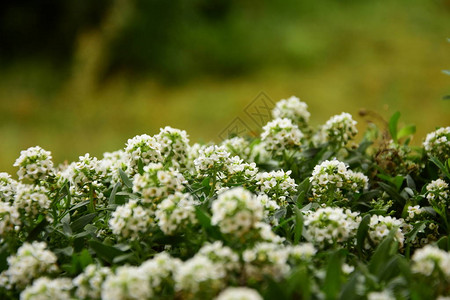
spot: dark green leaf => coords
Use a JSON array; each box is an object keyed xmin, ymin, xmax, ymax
[
  {"xmin": 89, "ymin": 240, "xmax": 124, "ymax": 264},
  {"xmin": 323, "ymin": 250, "xmax": 343, "ymax": 300},
  {"xmin": 71, "ymin": 213, "xmax": 97, "ymax": 233},
  {"xmin": 109, "ymin": 182, "xmax": 121, "ymax": 205},
  {"xmin": 389, "ymin": 111, "xmax": 401, "ymax": 143},
  {"xmin": 429, "ymin": 156, "xmax": 450, "ymax": 180},
  {"xmin": 368, "ymin": 230, "xmax": 397, "ymax": 276},
  {"xmin": 119, "ymin": 168, "xmax": 133, "ymax": 189},
  {"xmin": 356, "ymin": 214, "xmax": 370, "ymax": 256},
  {"xmin": 293, "ymin": 206, "xmax": 304, "ymax": 244}
]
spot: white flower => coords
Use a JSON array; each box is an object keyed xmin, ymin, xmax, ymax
[
  {"xmin": 139, "ymin": 252, "xmax": 181, "ymax": 292},
  {"xmin": 243, "ymin": 242, "xmax": 290, "ymax": 280},
  {"xmin": 367, "ymin": 215, "xmax": 405, "ymax": 248},
  {"xmin": 174, "ymin": 255, "xmax": 225, "ymax": 294},
  {"xmin": 124, "ymin": 134, "xmax": 163, "ymax": 175},
  {"xmin": 73, "ymin": 264, "xmax": 112, "ymax": 299},
  {"xmin": 287, "ymin": 243, "xmax": 317, "ymax": 262},
  {"xmin": 255, "ymin": 170, "xmax": 297, "ymax": 206},
  {"xmin": 423, "ymin": 126, "xmax": 450, "ymax": 160},
  {"xmin": 304, "ymin": 207, "xmax": 360, "ymax": 248},
  {"xmin": 20, "ymin": 277, "xmax": 73, "ymax": 300},
  {"xmin": 133, "ymin": 163, "xmax": 186, "ymax": 206},
  {"xmin": 309, "ymin": 159, "xmax": 368, "ymax": 204},
  {"xmin": 109, "ymin": 200, "xmax": 154, "ymax": 240},
  {"xmin": 215, "ymin": 287, "xmax": 263, "ymax": 300},
  {"xmin": 367, "ymin": 291, "xmax": 395, "ymax": 300},
  {"xmin": 198, "ymin": 241, "xmax": 240, "ymax": 273},
  {"xmin": 261, "ymin": 118, "xmax": 304, "ymax": 154},
  {"xmin": 411, "ymin": 245, "xmax": 450, "ymax": 279},
  {"xmin": 221, "ymin": 137, "xmax": 251, "ymax": 160},
  {"xmin": 272, "ymin": 96, "xmax": 311, "ymax": 128},
  {"xmin": 14, "ymin": 183, "xmax": 51, "ymax": 221},
  {"xmin": 426, "ymin": 179, "xmax": 449, "ymax": 208},
  {"xmin": 316, "ymin": 112, "xmax": 358, "ymax": 147},
  {"xmin": 13, "ymin": 146, "xmax": 54, "ymax": 182},
  {"xmin": 101, "ymin": 150, "xmax": 128, "ymax": 184},
  {"xmin": 211, "ymin": 188, "xmax": 264, "ymax": 237},
  {"xmin": 0, "ymin": 201, "xmax": 20, "ymax": 235},
  {"xmin": 155, "ymin": 192, "xmax": 199, "ymax": 235},
  {"xmin": 0, "ymin": 242, "xmax": 58, "ymax": 290},
  {"xmin": 102, "ymin": 265, "xmax": 152, "ymax": 300},
  {"xmin": 0, "ymin": 172, "xmax": 17, "ymax": 202},
  {"xmin": 155, "ymin": 126, "xmax": 190, "ymax": 168}
]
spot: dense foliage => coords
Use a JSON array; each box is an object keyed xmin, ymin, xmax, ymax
[{"xmin": 1, "ymin": 96, "xmax": 450, "ymax": 299}]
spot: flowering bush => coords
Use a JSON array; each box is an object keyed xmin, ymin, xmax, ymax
[{"xmin": 0, "ymin": 96, "xmax": 449, "ymax": 299}]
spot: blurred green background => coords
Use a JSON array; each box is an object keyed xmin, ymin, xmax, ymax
[{"xmin": 1, "ymin": 0, "xmax": 449, "ymax": 173}]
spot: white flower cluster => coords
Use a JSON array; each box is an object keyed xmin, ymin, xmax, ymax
[
  {"xmin": 101, "ymin": 150, "xmax": 128, "ymax": 184},
  {"xmin": 124, "ymin": 134, "xmax": 163, "ymax": 175},
  {"xmin": 109, "ymin": 200, "xmax": 153, "ymax": 240},
  {"xmin": 255, "ymin": 170, "xmax": 297, "ymax": 206},
  {"xmin": 217, "ymin": 156, "xmax": 258, "ymax": 192},
  {"xmin": 198, "ymin": 241, "xmax": 240, "ymax": 273},
  {"xmin": 317, "ymin": 112, "xmax": 358, "ymax": 147},
  {"xmin": 405, "ymin": 205, "xmax": 424, "ymax": 222},
  {"xmin": 73, "ymin": 264, "xmax": 112, "ymax": 300},
  {"xmin": 139, "ymin": 252, "xmax": 181, "ymax": 294},
  {"xmin": 13, "ymin": 146, "xmax": 54, "ymax": 182},
  {"xmin": 0, "ymin": 172, "xmax": 17, "ymax": 202},
  {"xmin": 211, "ymin": 188, "xmax": 264, "ymax": 237},
  {"xmin": 411, "ymin": 245, "xmax": 450, "ymax": 279},
  {"xmin": 155, "ymin": 126, "xmax": 190, "ymax": 168},
  {"xmin": 304, "ymin": 207, "xmax": 361, "ymax": 248},
  {"xmin": 367, "ymin": 291, "xmax": 394, "ymax": 300},
  {"xmin": 102, "ymin": 265, "xmax": 151, "ymax": 300},
  {"xmin": 0, "ymin": 201, "xmax": 20, "ymax": 235},
  {"xmin": 243, "ymin": 242, "xmax": 290, "ymax": 280},
  {"xmin": 287, "ymin": 243, "xmax": 317, "ymax": 263},
  {"xmin": 426, "ymin": 179, "xmax": 449, "ymax": 208},
  {"xmin": 194, "ymin": 145, "xmax": 231, "ymax": 175},
  {"xmin": 423, "ymin": 126, "xmax": 450, "ymax": 160},
  {"xmin": 20, "ymin": 277, "xmax": 73, "ymax": 300},
  {"xmin": 257, "ymin": 194, "xmax": 280, "ymax": 218},
  {"xmin": 174, "ymin": 255, "xmax": 225, "ymax": 296},
  {"xmin": 155, "ymin": 192, "xmax": 199, "ymax": 235},
  {"xmin": 309, "ymin": 159, "xmax": 368, "ymax": 204},
  {"xmin": 272, "ymin": 96, "xmax": 311, "ymax": 129},
  {"xmin": 221, "ymin": 137, "xmax": 251, "ymax": 160},
  {"xmin": 133, "ymin": 163, "xmax": 186, "ymax": 205},
  {"xmin": 0, "ymin": 242, "xmax": 58, "ymax": 290},
  {"xmin": 60, "ymin": 153, "xmax": 107, "ymax": 205},
  {"xmin": 14, "ymin": 183, "xmax": 51, "ymax": 221},
  {"xmin": 261, "ymin": 118, "xmax": 304, "ymax": 154},
  {"xmin": 367, "ymin": 215, "xmax": 405, "ymax": 248},
  {"xmin": 215, "ymin": 287, "xmax": 263, "ymax": 300}
]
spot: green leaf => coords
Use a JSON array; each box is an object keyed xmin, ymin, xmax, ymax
[
  {"xmin": 405, "ymin": 221, "xmax": 426, "ymax": 244},
  {"xmin": 119, "ymin": 168, "xmax": 133, "ymax": 189},
  {"xmin": 195, "ymin": 207, "xmax": 212, "ymax": 229},
  {"xmin": 429, "ymin": 156, "xmax": 450, "ymax": 180},
  {"xmin": 388, "ymin": 111, "xmax": 401, "ymax": 143},
  {"xmin": 287, "ymin": 266, "xmax": 311, "ymax": 299},
  {"xmin": 89, "ymin": 240, "xmax": 124, "ymax": 264},
  {"xmin": 368, "ymin": 230, "xmax": 397, "ymax": 277},
  {"xmin": 293, "ymin": 206, "xmax": 304, "ymax": 244},
  {"xmin": 323, "ymin": 250, "xmax": 343, "ymax": 300},
  {"xmin": 436, "ymin": 235, "xmax": 450, "ymax": 251},
  {"xmin": 339, "ymin": 272, "xmax": 361, "ymax": 300},
  {"xmin": 397, "ymin": 125, "xmax": 416, "ymax": 140},
  {"xmin": 109, "ymin": 182, "xmax": 121, "ymax": 205},
  {"xmin": 71, "ymin": 213, "xmax": 97, "ymax": 233},
  {"xmin": 356, "ymin": 214, "xmax": 370, "ymax": 256}
]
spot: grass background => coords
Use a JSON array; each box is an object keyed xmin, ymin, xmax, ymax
[{"xmin": 0, "ymin": 0, "xmax": 449, "ymax": 174}]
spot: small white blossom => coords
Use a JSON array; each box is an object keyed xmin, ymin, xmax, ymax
[
  {"xmin": 109, "ymin": 200, "xmax": 154, "ymax": 240},
  {"xmin": 155, "ymin": 126, "xmax": 190, "ymax": 168},
  {"xmin": 124, "ymin": 134, "xmax": 163, "ymax": 175},
  {"xmin": 272, "ymin": 96, "xmax": 311, "ymax": 129},
  {"xmin": 215, "ymin": 287, "xmax": 263, "ymax": 300},
  {"xmin": 0, "ymin": 201, "xmax": 21, "ymax": 235},
  {"xmin": 304, "ymin": 207, "xmax": 361, "ymax": 248},
  {"xmin": 198, "ymin": 241, "xmax": 240, "ymax": 273},
  {"xmin": 102, "ymin": 265, "xmax": 152, "ymax": 300},
  {"xmin": 367, "ymin": 215, "xmax": 405, "ymax": 248},
  {"xmin": 13, "ymin": 146, "xmax": 54, "ymax": 182},
  {"xmin": 316, "ymin": 112, "xmax": 358, "ymax": 147},
  {"xmin": 367, "ymin": 291, "xmax": 395, "ymax": 300},
  {"xmin": 0, "ymin": 242, "xmax": 58, "ymax": 290},
  {"xmin": 411, "ymin": 245, "xmax": 450, "ymax": 279},
  {"xmin": 211, "ymin": 188, "xmax": 264, "ymax": 237},
  {"xmin": 243, "ymin": 242, "xmax": 290, "ymax": 280},
  {"xmin": 255, "ymin": 170, "xmax": 297, "ymax": 206},
  {"xmin": 73, "ymin": 264, "xmax": 112, "ymax": 299},
  {"xmin": 155, "ymin": 192, "xmax": 199, "ymax": 235},
  {"xmin": 20, "ymin": 277, "xmax": 73, "ymax": 300},
  {"xmin": 14, "ymin": 183, "xmax": 51, "ymax": 221},
  {"xmin": 423, "ymin": 127, "xmax": 450, "ymax": 160},
  {"xmin": 221, "ymin": 137, "xmax": 251, "ymax": 160},
  {"xmin": 426, "ymin": 179, "xmax": 449, "ymax": 208},
  {"xmin": 261, "ymin": 118, "xmax": 304, "ymax": 154},
  {"xmin": 0, "ymin": 172, "xmax": 17, "ymax": 202}
]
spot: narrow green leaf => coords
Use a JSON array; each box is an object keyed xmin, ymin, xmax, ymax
[
  {"xmin": 119, "ymin": 168, "xmax": 133, "ymax": 189},
  {"xmin": 388, "ymin": 111, "xmax": 401, "ymax": 143},
  {"xmin": 323, "ymin": 250, "xmax": 343, "ymax": 300},
  {"xmin": 339, "ymin": 272, "xmax": 360, "ymax": 300},
  {"xmin": 71, "ymin": 213, "xmax": 97, "ymax": 233},
  {"xmin": 429, "ymin": 156, "xmax": 450, "ymax": 180},
  {"xmin": 293, "ymin": 206, "xmax": 304, "ymax": 244},
  {"xmin": 397, "ymin": 125, "xmax": 416, "ymax": 140},
  {"xmin": 89, "ymin": 240, "xmax": 124, "ymax": 264},
  {"xmin": 109, "ymin": 182, "xmax": 121, "ymax": 205},
  {"xmin": 368, "ymin": 230, "xmax": 396, "ymax": 276},
  {"xmin": 356, "ymin": 214, "xmax": 370, "ymax": 256},
  {"xmin": 195, "ymin": 207, "xmax": 212, "ymax": 229}
]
